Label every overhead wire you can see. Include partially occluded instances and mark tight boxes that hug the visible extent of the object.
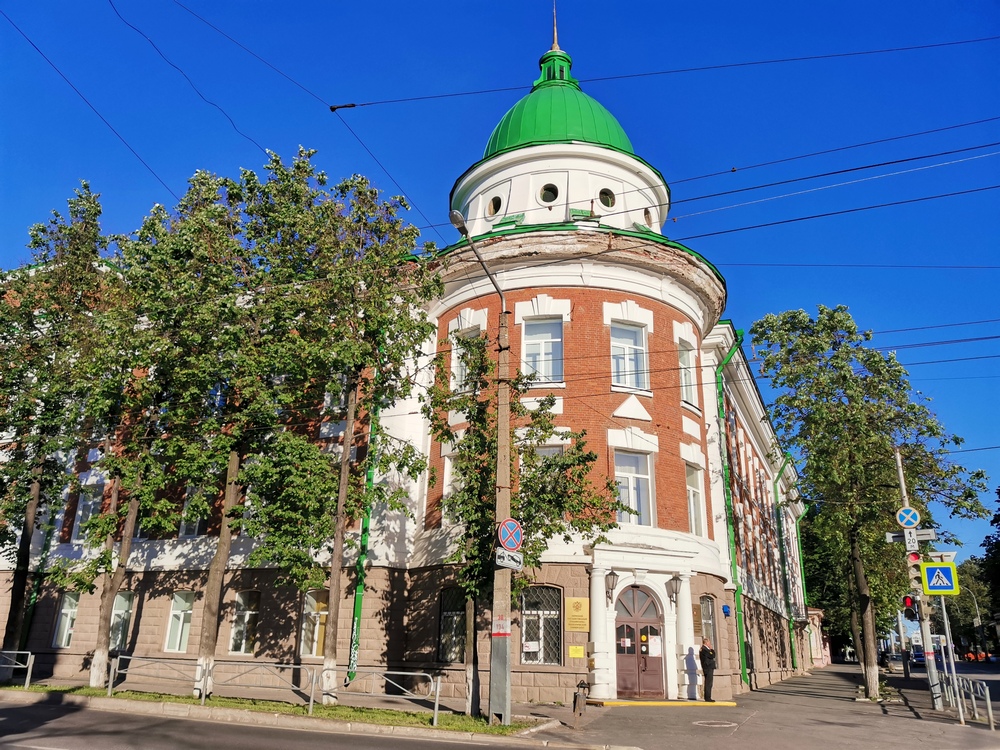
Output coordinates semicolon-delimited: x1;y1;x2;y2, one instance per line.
107;0;267;157
0;9;180;202
170;0;447;244
326;35;1000;110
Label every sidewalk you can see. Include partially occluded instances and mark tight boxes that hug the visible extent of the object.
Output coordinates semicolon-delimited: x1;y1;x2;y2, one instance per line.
530;664;1000;750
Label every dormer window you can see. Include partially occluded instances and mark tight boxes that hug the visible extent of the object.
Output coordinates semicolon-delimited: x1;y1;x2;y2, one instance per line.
540;184;559;203
487;196;503;217
599;189;616;208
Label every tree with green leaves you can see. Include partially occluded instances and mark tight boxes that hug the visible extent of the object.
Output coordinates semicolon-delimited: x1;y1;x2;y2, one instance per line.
0;183;113;657
750;305;988;698
424;331;624;711
982;487;1000;635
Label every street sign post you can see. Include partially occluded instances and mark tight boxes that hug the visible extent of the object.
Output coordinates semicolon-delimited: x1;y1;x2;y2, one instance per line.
921;562;960;596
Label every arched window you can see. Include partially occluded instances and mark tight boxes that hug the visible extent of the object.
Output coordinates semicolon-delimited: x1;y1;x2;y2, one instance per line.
521;586;562;665
300;590;328;657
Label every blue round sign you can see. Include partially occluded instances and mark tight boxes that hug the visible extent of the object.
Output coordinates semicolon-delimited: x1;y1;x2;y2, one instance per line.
896;507;921;529
498;518;523;551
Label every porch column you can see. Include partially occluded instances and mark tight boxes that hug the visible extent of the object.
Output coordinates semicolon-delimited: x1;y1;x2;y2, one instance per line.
588;565;614;700
674;572;698;700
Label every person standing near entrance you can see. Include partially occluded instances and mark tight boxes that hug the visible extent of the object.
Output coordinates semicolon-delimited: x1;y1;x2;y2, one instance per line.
700;637;717;702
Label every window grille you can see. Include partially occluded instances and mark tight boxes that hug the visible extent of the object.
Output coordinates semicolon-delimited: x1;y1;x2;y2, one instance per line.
438;587;466;662
521;586;562;665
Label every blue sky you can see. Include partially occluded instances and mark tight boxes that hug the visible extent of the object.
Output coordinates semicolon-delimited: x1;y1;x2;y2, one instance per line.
2;1;998;561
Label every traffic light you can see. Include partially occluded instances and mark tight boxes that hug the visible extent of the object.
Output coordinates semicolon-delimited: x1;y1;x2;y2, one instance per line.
907;551;923;592
902;594;919;621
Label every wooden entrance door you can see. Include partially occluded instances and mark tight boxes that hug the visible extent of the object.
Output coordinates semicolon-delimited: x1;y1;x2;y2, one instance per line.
615;586;664;698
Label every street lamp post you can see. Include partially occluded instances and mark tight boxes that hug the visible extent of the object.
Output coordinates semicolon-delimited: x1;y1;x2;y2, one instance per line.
449;210;513;725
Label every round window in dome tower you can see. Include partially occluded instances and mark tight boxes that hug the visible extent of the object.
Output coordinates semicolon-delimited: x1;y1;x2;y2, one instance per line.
643;208;653;227
540;184;559;203
599;189;616;208
486;196;503;217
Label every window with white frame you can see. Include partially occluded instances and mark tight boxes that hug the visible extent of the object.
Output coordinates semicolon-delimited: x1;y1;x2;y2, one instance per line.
521;586;562;665
438;587;466;663
230;590;260;654
523;318;564;383
615;451;653;526
450;328;482;392
72;482;104;543
699;595;717;646
110;591;134;651
678;342;698;405
611;323;648;390
686;464;705;537
52;591;79;648
165;591;194;652
179;489;209;538
300;589;328;657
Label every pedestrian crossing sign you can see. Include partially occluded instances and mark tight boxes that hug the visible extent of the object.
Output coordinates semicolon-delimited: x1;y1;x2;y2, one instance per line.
920;562;959;596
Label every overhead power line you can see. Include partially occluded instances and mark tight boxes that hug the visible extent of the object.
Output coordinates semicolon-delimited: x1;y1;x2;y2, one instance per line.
327;36;1000;110
171;0;445;244
0;9;180;202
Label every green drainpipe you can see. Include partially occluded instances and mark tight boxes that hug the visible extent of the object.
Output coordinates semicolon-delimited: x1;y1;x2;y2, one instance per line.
346;399;380;684
715;328;749;686
794;506;810;611
21;518;57;650
773;452;798;671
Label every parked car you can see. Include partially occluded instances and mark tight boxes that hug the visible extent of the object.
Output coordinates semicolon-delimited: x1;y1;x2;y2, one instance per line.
912;649;926;666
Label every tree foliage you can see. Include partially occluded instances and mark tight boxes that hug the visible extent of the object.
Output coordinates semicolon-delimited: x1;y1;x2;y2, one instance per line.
425;332;624;601
750;304;988;695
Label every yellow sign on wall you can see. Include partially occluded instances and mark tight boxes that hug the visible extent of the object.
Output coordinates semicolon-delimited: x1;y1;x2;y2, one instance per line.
565;597;590;632
568;645;586;659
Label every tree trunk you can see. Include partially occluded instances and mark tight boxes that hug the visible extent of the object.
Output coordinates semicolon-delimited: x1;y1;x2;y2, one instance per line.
196;448;242;697
90;469;141;688
850;526;879;699
322;376;359;705
2;461;43;654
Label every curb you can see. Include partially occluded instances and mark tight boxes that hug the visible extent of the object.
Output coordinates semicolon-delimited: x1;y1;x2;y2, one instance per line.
589;699;737;707
0;690;640;750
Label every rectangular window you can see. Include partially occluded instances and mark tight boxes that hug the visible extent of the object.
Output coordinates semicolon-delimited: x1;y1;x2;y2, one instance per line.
438;588;466;663
72;482;104;544
611;323;648;390
700;595;717;646
679;343;698;405
110;591;134;651
230;590;260;654
53;591;80;648
521;586;562;665
179;490;208;538
165;591;195;652
450;329;481;392
686;464;705;537
300;590;328;657
523;319;564;383
615;451;653;526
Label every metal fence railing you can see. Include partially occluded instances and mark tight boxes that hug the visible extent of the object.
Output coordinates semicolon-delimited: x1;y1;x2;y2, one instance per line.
941;671;995;731
315;668;441;725
0;650;35;689
208;661;316;712
108;655;204;698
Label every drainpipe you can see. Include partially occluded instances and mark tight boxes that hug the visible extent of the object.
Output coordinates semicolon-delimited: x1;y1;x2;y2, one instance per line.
773;452;798;671
346;398;380;684
21;518;57;650
794;508;810;610
715;328;749;686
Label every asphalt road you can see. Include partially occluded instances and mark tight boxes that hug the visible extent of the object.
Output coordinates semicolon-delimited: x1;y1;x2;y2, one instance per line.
0;702;505;750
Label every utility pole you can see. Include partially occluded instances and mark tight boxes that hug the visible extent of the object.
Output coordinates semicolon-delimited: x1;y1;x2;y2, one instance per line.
450;211;512;726
896;610;911;680
940;595;965;725
895;447;943;710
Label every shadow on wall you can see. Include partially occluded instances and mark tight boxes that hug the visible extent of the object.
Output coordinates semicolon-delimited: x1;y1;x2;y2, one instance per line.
684;646;699;700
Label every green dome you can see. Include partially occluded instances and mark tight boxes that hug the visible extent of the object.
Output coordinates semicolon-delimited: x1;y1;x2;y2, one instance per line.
483;49;634;159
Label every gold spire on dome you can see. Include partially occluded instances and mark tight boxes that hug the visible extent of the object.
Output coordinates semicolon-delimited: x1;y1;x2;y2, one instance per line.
551;1;560;50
